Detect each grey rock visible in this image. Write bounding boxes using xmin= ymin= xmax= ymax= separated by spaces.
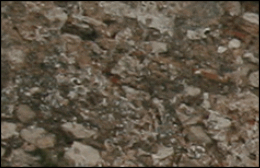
xmin=187 ymin=28 xmax=210 ymax=40
xmin=248 ymin=71 xmax=259 ymax=88
xmin=243 ymin=53 xmax=259 ymax=64
xmin=206 ymin=110 xmax=231 ymax=130
xmin=186 ymin=126 xmax=212 ymax=144
xmin=61 ymin=122 xmax=96 ymax=139
xmin=185 ymin=86 xmax=201 ymax=97
xmin=35 ymin=134 xmax=56 ymax=149
xmin=228 ymin=39 xmax=241 ymax=49
xmin=243 ymin=12 xmax=259 ymax=25
xmin=64 ymin=141 xmax=101 ymax=166
xmin=8 ymin=149 xmax=40 ymax=167
xmin=20 ymin=127 xmax=46 ymax=144
xmin=16 ymin=104 xmax=36 ymax=123
xmin=217 ymin=46 xmax=227 ymax=53
xmin=20 ymin=127 xmax=56 ymax=148
xmin=1 ymin=122 xmax=18 ymax=139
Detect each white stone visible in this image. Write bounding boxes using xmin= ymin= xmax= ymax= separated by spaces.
xmin=201 ymin=93 xmax=211 ymax=109
xmin=207 ymin=110 xmax=232 ymax=130
xmin=16 ymin=104 xmax=36 ymax=123
xmin=248 ymin=71 xmax=259 ymax=88
xmin=185 ymin=86 xmax=201 ymax=97
xmin=61 ymin=122 xmax=96 ymax=139
xmin=243 ymin=53 xmax=259 ymax=64
xmin=1 ymin=122 xmax=18 ymax=139
xmin=243 ymin=12 xmax=259 ymax=25
xmin=217 ymin=46 xmax=227 ymax=53
xmin=152 ymin=145 xmax=174 ymax=165
xmin=7 ymin=47 xmax=25 ymax=69
xmin=228 ymin=39 xmax=241 ymax=49
xmin=64 ymin=141 xmax=101 ymax=166
xmin=187 ymin=28 xmax=210 ymax=40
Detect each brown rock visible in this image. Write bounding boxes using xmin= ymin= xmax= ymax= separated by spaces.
xmin=16 ymin=104 xmax=36 ymax=123
xmin=185 ymin=126 xmax=212 ymax=145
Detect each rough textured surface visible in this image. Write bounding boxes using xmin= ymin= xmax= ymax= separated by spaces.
xmin=1 ymin=1 xmax=259 ymax=167
xmin=64 ymin=141 xmax=101 ymax=166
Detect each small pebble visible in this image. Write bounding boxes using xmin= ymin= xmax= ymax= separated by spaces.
xmin=248 ymin=71 xmax=259 ymax=88
xmin=217 ymin=46 xmax=227 ymax=53
xmin=228 ymin=39 xmax=241 ymax=49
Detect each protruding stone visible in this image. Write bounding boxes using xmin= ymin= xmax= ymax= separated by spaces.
xmin=64 ymin=141 xmax=101 ymax=166
xmin=9 ymin=149 xmax=40 ymax=167
xmin=217 ymin=46 xmax=227 ymax=53
xmin=16 ymin=104 xmax=36 ymax=123
xmin=243 ymin=53 xmax=259 ymax=64
xmin=185 ymin=86 xmax=201 ymax=97
xmin=243 ymin=12 xmax=259 ymax=25
xmin=35 ymin=134 xmax=56 ymax=149
xmin=187 ymin=28 xmax=210 ymax=40
xmin=206 ymin=110 xmax=232 ymax=130
xmin=248 ymin=71 xmax=259 ymax=88
xmin=20 ymin=127 xmax=56 ymax=149
xmin=20 ymin=127 xmax=46 ymax=144
xmin=228 ymin=39 xmax=241 ymax=49
xmin=61 ymin=122 xmax=96 ymax=139
xmin=186 ymin=126 xmax=212 ymax=144
xmin=150 ymin=41 xmax=168 ymax=54
xmin=1 ymin=122 xmax=18 ymax=139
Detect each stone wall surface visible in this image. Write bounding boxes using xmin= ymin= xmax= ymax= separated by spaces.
xmin=1 ymin=1 xmax=259 ymax=167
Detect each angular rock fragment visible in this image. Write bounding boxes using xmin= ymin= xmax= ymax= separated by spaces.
xmin=187 ymin=28 xmax=210 ymax=40
xmin=186 ymin=126 xmax=212 ymax=144
xmin=178 ymin=154 xmax=205 ymax=167
xmin=185 ymin=86 xmax=201 ymax=97
xmin=206 ymin=110 xmax=232 ymax=130
xmin=152 ymin=144 xmax=174 ymax=161
xmin=64 ymin=141 xmax=101 ymax=166
xmin=217 ymin=46 xmax=227 ymax=53
xmin=61 ymin=122 xmax=96 ymax=139
xmin=243 ymin=53 xmax=259 ymax=64
xmin=242 ymin=12 xmax=259 ymax=25
xmin=248 ymin=71 xmax=259 ymax=88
